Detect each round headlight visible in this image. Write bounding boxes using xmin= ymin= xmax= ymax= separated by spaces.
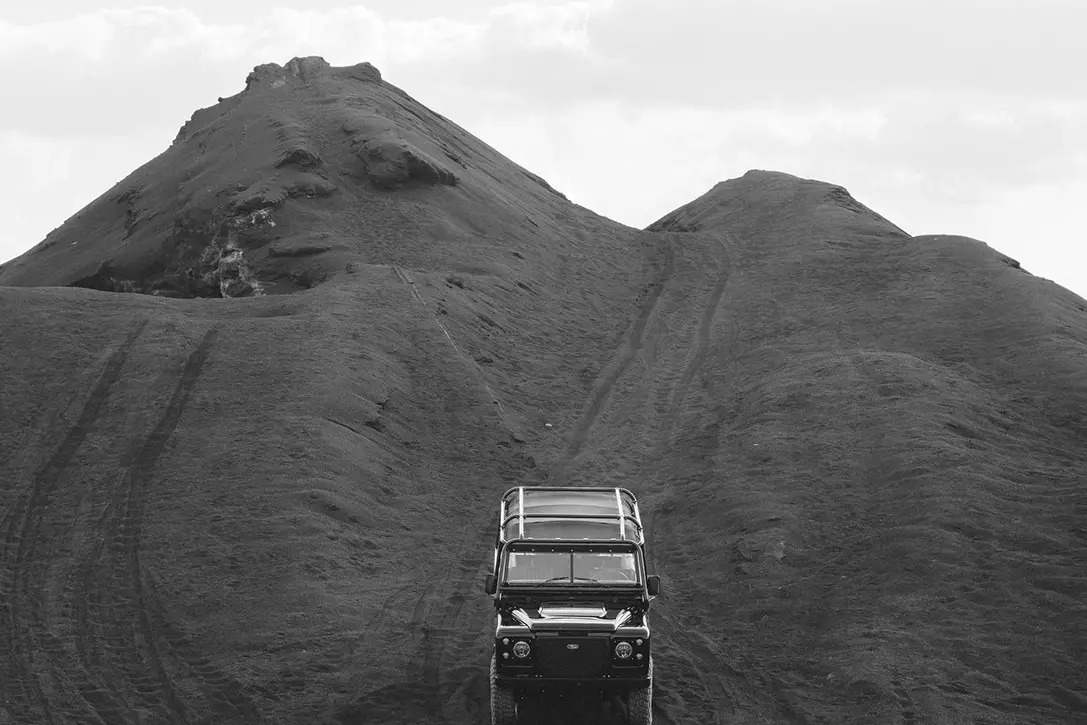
xmin=512 ymin=641 xmax=531 ymax=659
xmin=615 ymin=641 xmax=633 ymax=659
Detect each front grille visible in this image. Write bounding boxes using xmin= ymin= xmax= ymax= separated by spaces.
xmin=536 ymin=636 xmax=609 ymax=678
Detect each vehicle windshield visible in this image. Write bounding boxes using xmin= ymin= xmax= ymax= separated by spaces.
xmin=504 ymin=549 xmax=639 ymax=585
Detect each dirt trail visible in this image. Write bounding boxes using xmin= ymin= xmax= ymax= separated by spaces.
xmin=352 ymin=233 xmax=706 ymax=725
xmin=640 ymin=231 xmax=814 ymax=725
xmin=526 ymin=226 xmax=808 ymax=724
xmin=1 ymin=319 xmax=148 ymax=724
xmin=547 ymin=242 xmax=676 ymax=486
xmin=640 ymin=232 xmax=745 ymax=725
xmin=657 ymin=232 xmax=733 ymax=446
xmin=640 ymin=231 xmax=752 ymax=722
xmin=0 ymin=323 xmax=262 ymax=725
xmin=522 ymin=230 xmax=753 ymax=724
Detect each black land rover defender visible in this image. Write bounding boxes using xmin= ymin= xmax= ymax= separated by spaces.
xmin=483 ymin=487 xmax=661 ymax=725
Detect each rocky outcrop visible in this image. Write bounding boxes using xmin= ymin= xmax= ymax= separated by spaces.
xmin=272 ymin=119 xmax=324 ymax=169
xmin=342 ymin=61 xmax=382 ymax=84
xmin=359 ymin=137 xmax=457 ymax=189
xmin=68 ymin=206 xmax=272 ymax=299
xmin=285 ymin=56 xmax=332 ymax=82
xmin=342 ymin=112 xmax=456 ymax=190
xmin=245 ymin=62 xmax=287 ymax=91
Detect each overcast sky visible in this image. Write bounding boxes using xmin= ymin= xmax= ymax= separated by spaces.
xmin=2 ymin=0 xmax=1085 ymax=298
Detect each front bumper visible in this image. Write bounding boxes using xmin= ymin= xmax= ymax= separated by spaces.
xmin=494 ymin=629 xmax=651 ymax=687
xmin=495 ymin=671 xmax=651 ymax=688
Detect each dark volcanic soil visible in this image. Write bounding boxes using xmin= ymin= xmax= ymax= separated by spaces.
xmin=2 ymin=57 xmax=1086 ymax=725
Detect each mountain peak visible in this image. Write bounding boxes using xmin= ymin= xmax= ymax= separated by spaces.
xmin=243 ymin=56 xmax=382 ymax=92
xmin=647 ymin=169 xmax=909 ymax=238
xmin=0 ymin=56 xmax=576 ymax=298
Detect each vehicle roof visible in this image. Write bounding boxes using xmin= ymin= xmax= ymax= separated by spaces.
xmin=498 ymin=487 xmax=644 ymax=545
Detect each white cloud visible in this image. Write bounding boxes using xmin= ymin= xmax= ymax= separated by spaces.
xmin=0 ymin=7 xmax=393 ymax=69
xmin=0 ymin=5 xmax=598 ymax=137
xmin=0 ymin=131 xmax=78 ymax=189
xmin=963 ymin=110 xmax=1017 ymax=130
xmin=489 ymin=0 xmax=615 ymax=53
xmin=384 ymin=16 xmax=485 ymax=63
xmin=0 ymin=11 xmax=115 ymax=60
xmin=0 ymin=3 xmax=604 ymax=71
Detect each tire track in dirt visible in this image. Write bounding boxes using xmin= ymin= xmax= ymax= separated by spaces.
xmin=657 ymin=233 xmax=731 ymax=447
xmin=639 ymin=233 xmax=734 ymax=725
xmin=647 ymin=231 xmax=811 ymax=724
xmin=0 ymin=319 xmax=148 ymax=725
xmin=112 ymin=328 xmax=221 ymax=723
xmin=385 ymin=239 xmax=678 ymax=722
xmin=548 ymin=241 xmax=676 ymax=485
xmin=81 ymin=325 xmax=260 ymax=724
xmin=353 ymin=236 xmax=687 ymax=723
xmin=107 ymin=326 xmax=258 ymax=723
xmin=498 ymin=231 xmax=727 ymax=723
xmin=643 ymin=231 xmax=752 ymax=724
xmin=1 ymin=324 xmax=265 ymax=724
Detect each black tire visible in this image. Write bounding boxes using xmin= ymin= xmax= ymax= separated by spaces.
xmin=627 ymin=658 xmax=653 ymax=725
xmin=490 ymin=655 xmax=518 ymax=725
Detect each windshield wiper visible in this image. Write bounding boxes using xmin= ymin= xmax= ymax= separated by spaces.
xmin=542 ymin=576 xmax=598 ymax=583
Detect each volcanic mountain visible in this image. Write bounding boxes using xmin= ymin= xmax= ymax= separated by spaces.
xmin=1 ymin=56 xmax=1085 ymax=725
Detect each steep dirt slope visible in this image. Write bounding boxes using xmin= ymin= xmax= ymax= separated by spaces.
xmin=0 ymin=247 xmax=667 ymax=725
xmin=2 ymin=58 xmax=1086 ymax=725
xmin=627 ymin=171 xmax=1087 ymax=724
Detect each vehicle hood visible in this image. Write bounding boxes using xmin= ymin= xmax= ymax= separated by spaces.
xmin=507 ymin=603 xmax=640 ymax=632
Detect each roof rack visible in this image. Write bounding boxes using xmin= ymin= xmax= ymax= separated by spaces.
xmin=498 ymin=486 xmax=644 ymax=545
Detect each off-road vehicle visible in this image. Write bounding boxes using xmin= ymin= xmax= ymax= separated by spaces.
xmin=484 ymin=487 xmax=660 ymax=724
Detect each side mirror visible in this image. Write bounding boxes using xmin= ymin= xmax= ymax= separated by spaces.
xmin=646 ymin=575 xmax=660 ymax=597
xmin=484 ymin=574 xmax=497 ymax=595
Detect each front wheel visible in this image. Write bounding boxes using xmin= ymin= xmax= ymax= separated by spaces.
xmin=627 ymin=657 xmax=653 ymax=725
xmin=490 ymin=655 xmax=518 ymax=725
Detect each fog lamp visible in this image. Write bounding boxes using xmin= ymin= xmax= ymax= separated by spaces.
xmin=615 ymin=642 xmax=633 ymax=659
xmin=513 ymin=641 xmax=531 ymax=659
